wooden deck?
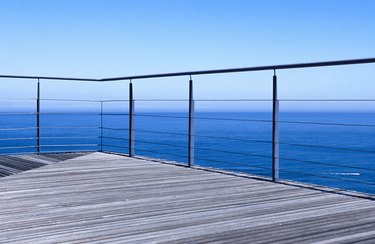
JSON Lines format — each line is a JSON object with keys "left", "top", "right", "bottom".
{"left": 0, "top": 152, "right": 374, "bottom": 243}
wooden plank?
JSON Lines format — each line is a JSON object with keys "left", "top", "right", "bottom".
{"left": 0, "top": 152, "right": 374, "bottom": 243}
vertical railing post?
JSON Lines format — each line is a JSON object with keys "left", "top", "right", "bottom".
{"left": 100, "top": 101, "right": 103, "bottom": 152}
{"left": 272, "top": 70, "right": 279, "bottom": 181}
{"left": 188, "top": 75, "right": 195, "bottom": 167}
{"left": 129, "top": 80, "right": 135, "bottom": 157}
{"left": 36, "top": 79, "right": 41, "bottom": 155}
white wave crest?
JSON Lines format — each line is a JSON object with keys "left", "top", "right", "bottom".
{"left": 330, "top": 172, "right": 361, "bottom": 176}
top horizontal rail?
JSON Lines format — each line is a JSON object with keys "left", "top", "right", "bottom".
{"left": 0, "top": 58, "right": 374, "bottom": 82}
{"left": 101, "top": 57, "right": 375, "bottom": 81}
{"left": 0, "top": 75, "right": 100, "bottom": 82}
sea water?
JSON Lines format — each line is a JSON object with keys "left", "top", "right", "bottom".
{"left": 0, "top": 112, "right": 374, "bottom": 195}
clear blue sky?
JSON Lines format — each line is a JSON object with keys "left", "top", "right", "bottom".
{"left": 0, "top": 0, "right": 374, "bottom": 111}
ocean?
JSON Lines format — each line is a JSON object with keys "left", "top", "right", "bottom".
{"left": 0, "top": 112, "right": 374, "bottom": 195}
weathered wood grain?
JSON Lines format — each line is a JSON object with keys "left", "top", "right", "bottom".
{"left": 0, "top": 152, "right": 374, "bottom": 243}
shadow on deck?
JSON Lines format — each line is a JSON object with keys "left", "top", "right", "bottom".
{"left": 0, "top": 152, "right": 90, "bottom": 177}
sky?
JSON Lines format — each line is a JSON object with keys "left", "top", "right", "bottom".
{"left": 0, "top": 0, "right": 374, "bottom": 111}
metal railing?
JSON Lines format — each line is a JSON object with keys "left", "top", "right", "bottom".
{"left": 0, "top": 96, "right": 101, "bottom": 155}
{"left": 1, "top": 57, "right": 375, "bottom": 196}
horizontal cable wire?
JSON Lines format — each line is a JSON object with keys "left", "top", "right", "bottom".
{"left": 133, "top": 148, "right": 188, "bottom": 159}
{"left": 109, "top": 127, "right": 375, "bottom": 155}
{"left": 102, "top": 133, "right": 375, "bottom": 172}
{"left": 198, "top": 134, "right": 372, "bottom": 156}
{"left": 134, "top": 98, "right": 282, "bottom": 102}
{"left": 40, "top": 98, "right": 100, "bottom": 102}
{"left": 134, "top": 114, "right": 188, "bottom": 119}
{"left": 134, "top": 129, "right": 188, "bottom": 136}
{"left": 195, "top": 116, "right": 271, "bottom": 123}
{"left": 102, "top": 134, "right": 375, "bottom": 174}
{"left": 102, "top": 127, "right": 129, "bottom": 131}
{"left": 279, "top": 141, "right": 375, "bottom": 154}
{"left": 0, "top": 112, "right": 36, "bottom": 115}
{"left": 104, "top": 140, "right": 375, "bottom": 178}
{"left": 133, "top": 139, "right": 187, "bottom": 148}
{"left": 41, "top": 144, "right": 98, "bottom": 147}
{"left": 133, "top": 112, "right": 375, "bottom": 128}
{"left": 195, "top": 99, "right": 272, "bottom": 102}
{"left": 278, "top": 120, "right": 375, "bottom": 128}
{"left": 0, "top": 137, "right": 36, "bottom": 141}
{"left": 102, "top": 144, "right": 188, "bottom": 159}
{"left": 0, "top": 127, "right": 36, "bottom": 131}
{"left": 0, "top": 136, "right": 98, "bottom": 141}
{"left": 36, "top": 149, "right": 97, "bottom": 154}
{"left": 129, "top": 136, "right": 375, "bottom": 172}
{"left": 102, "top": 113, "right": 129, "bottom": 116}
{"left": 194, "top": 146, "right": 272, "bottom": 159}
{"left": 134, "top": 114, "right": 270, "bottom": 124}
{"left": 0, "top": 146, "right": 37, "bottom": 150}
{"left": 196, "top": 134, "right": 271, "bottom": 144}
{"left": 199, "top": 133, "right": 372, "bottom": 157}
{"left": 101, "top": 99, "right": 129, "bottom": 102}
{"left": 135, "top": 99, "right": 188, "bottom": 102}
{"left": 280, "top": 99, "right": 375, "bottom": 102}
{"left": 5, "top": 118, "right": 373, "bottom": 129}
{"left": 0, "top": 98, "right": 36, "bottom": 101}
{"left": 101, "top": 136, "right": 129, "bottom": 141}
{"left": 134, "top": 112, "right": 375, "bottom": 128}
{"left": 195, "top": 116, "right": 375, "bottom": 128}
{"left": 1, "top": 98, "right": 373, "bottom": 102}
{"left": 0, "top": 151, "right": 37, "bottom": 156}
{"left": 42, "top": 136, "right": 99, "bottom": 140}
{"left": 42, "top": 126, "right": 99, "bottom": 129}
{"left": 0, "top": 128, "right": 368, "bottom": 158}
{"left": 40, "top": 112, "right": 101, "bottom": 115}
{"left": 194, "top": 156, "right": 272, "bottom": 171}
{"left": 101, "top": 144, "right": 129, "bottom": 149}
